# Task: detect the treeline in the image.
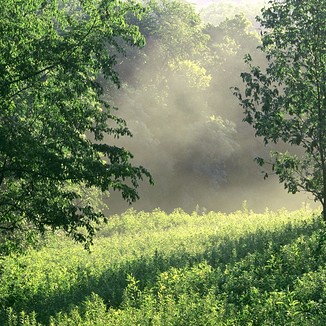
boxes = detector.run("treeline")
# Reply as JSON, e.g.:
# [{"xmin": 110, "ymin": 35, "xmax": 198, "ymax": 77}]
[{"xmin": 105, "ymin": 0, "xmax": 294, "ymax": 213}]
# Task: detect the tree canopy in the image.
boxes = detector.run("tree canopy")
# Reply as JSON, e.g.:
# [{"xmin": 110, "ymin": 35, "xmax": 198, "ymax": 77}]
[
  {"xmin": 233, "ymin": 0, "xmax": 326, "ymax": 218},
  {"xmin": 0, "ymin": 0, "xmax": 152, "ymax": 250},
  {"xmin": 104, "ymin": 0, "xmax": 269, "ymax": 213}
]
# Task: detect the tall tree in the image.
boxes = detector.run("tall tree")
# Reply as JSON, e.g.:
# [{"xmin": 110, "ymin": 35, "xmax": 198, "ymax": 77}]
[
  {"xmin": 0, "ymin": 0, "xmax": 152, "ymax": 250},
  {"xmin": 233, "ymin": 0, "xmax": 326, "ymax": 218}
]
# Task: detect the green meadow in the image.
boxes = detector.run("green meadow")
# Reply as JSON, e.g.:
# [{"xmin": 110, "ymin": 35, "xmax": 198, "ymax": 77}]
[{"xmin": 1, "ymin": 206, "xmax": 326, "ymax": 325}]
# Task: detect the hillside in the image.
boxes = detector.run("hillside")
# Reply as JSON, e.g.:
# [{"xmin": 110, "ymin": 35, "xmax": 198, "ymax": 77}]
[{"xmin": 1, "ymin": 206, "xmax": 326, "ymax": 325}]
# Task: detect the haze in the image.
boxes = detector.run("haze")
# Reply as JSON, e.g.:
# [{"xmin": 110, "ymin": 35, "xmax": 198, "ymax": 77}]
[{"xmin": 105, "ymin": 0, "xmax": 317, "ymax": 214}]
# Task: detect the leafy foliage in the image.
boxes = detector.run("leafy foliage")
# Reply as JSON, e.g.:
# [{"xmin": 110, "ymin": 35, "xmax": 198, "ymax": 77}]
[
  {"xmin": 0, "ymin": 207, "xmax": 325, "ymax": 325},
  {"xmin": 233, "ymin": 0, "xmax": 326, "ymax": 217},
  {"xmin": 106, "ymin": 1, "xmax": 269, "ymax": 213},
  {"xmin": 0, "ymin": 0, "xmax": 152, "ymax": 249},
  {"xmin": 200, "ymin": 0, "xmax": 265, "ymax": 27}
]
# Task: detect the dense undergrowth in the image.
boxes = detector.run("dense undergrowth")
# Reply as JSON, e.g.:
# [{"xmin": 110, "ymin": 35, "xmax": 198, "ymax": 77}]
[{"xmin": 1, "ymin": 205, "xmax": 326, "ymax": 325}]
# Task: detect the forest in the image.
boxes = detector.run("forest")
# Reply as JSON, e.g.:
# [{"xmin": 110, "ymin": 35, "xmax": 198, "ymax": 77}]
[
  {"xmin": 0, "ymin": 0, "xmax": 326, "ymax": 324},
  {"xmin": 105, "ymin": 0, "xmax": 288, "ymax": 214}
]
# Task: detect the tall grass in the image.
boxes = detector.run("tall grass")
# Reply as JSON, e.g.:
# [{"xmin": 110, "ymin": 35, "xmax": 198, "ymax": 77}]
[{"xmin": 1, "ymin": 206, "xmax": 325, "ymax": 325}]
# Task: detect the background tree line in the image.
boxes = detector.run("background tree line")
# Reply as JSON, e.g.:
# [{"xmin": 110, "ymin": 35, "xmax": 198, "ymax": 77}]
[{"xmin": 107, "ymin": 0, "xmax": 307, "ymax": 214}]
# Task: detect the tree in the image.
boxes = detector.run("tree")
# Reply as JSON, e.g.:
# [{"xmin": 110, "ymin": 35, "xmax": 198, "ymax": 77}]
[
  {"xmin": 233, "ymin": 0, "xmax": 326, "ymax": 219},
  {"xmin": 104, "ymin": 0, "xmax": 242, "ymax": 213},
  {"xmin": 200, "ymin": 0, "xmax": 265, "ymax": 27},
  {"xmin": 0, "ymin": 0, "xmax": 152, "ymax": 250}
]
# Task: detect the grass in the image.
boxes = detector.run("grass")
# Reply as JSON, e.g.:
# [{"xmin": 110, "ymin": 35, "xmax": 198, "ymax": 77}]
[{"xmin": 1, "ymin": 205, "xmax": 326, "ymax": 325}]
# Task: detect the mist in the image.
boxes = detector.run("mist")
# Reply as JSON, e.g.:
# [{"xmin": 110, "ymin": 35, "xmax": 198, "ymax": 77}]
[{"xmin": 103, "ymin": 0, "xmax": 318, "ymax": 214}]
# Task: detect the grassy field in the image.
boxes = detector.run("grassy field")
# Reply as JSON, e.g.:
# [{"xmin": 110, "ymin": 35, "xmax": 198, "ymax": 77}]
[{"xmin": 1, "ymin": 205, "xmax": 326, "ymax": 325}]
